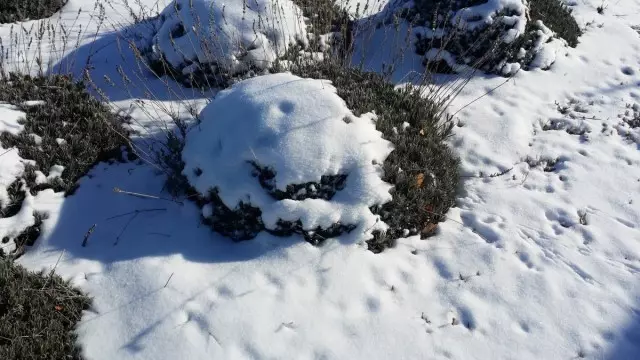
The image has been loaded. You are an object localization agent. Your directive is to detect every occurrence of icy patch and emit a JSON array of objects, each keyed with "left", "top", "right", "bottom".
[
  {"left": 183, "top": 73, "right": 393, "bottom": 237},
  {"left": 151, "top": 0, "right": 308, "bottom": 77}
]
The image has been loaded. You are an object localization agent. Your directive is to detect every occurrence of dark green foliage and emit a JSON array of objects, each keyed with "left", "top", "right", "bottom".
[
  {"left": 0, "top": 257, "right": 91, "bottom": 360},
  {"left": 249, "top": 161, "right": 348, "bottom": 201},
  {"left": 204, "top": 189, "right": 265, "bottom": 241},
  {"left": 289, "top": 61, "right": 459, "bottom": 252},
  {"left": 267, "top": 220, "right": 357, "bottom": 246},
  {"left": 411, "top": 0, "right": 582, "bottom": 74},
  {"left": 0, "top": 74, "right": 131, "bottom": 196},
  {"left": 0, "top": 0, "right": 67, "bottom": 23},
  {"left": 290, "top": 0, "right": 351, "bottom": 35},
  {"left": 13, "top": 212, "right": 48, "bottom": 253},
  {"left": 177, "top": 61, "right": 459, "bottom": 252},
  {"left": 0, "top": 180, "right": 25, "bottom": 219},
  {"left": 529, "top": 0, "right": 581, "bottom": 47}
]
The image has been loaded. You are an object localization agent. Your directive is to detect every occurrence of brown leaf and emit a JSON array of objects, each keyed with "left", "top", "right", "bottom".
[
  {"left": 54, "top": 305, "right": 63, "bottom": 311},
  {"left": 415, "top": 173, "right": 425, "bottom": 188},
  {"left": 421, "top": 223, "right": 438, "bottom": 236}
]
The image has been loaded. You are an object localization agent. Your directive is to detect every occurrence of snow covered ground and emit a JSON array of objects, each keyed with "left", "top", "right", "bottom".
[{"left": 2, "top": 0, "right": 640, "bottom": 359}]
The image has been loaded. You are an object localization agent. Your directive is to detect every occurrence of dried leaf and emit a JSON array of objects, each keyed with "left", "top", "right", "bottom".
[
  {"left": 54, "top": 305, "right": 63, "bottom": 311},
  {"left": 421, "top": 223, "right": 438, "bottom": 236},
  {"left": 419, "top": 129, "right": 425, "bottom": 136},
  {"left": 415, "top": 173, "right": 425, "bottom": 188}
]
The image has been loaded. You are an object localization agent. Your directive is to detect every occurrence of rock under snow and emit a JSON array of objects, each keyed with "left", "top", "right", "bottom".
[{"left": 182, "top": 73, "right": 394, "bottom": 241}]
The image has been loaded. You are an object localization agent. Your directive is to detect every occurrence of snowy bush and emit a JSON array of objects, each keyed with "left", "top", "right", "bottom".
[
  {"left": 148, "top": 0, "right": 308, "bottom": 87},
  {"left": 182, "top": 73, "right": 394, "bottom": 244},
  {"left": 0, "top": 0, "right": 67, "bottom": 23},
  {"left": 0, "top": 74, "right": 131, "bottom": 197},
  {"left": 407, "top": 0, "right": 581, "bottom": 75},
  {"left": 0, "top": 257, "right": 91, "bottom": 359},
  {"left": 290, "top": 61, "right": 459, "bottom": 252}
]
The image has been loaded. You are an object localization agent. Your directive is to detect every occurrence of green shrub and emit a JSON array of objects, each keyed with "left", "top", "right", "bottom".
[
  {"left": 289, "top": 61, "right": 459, "bottom": 252},
  {"left": 0, "top": 0, "right": 67, "bottom": 23},
  {"left": 411, "top": 0, "right": 582, "bottom": 74},
  {"left": 0, "top": 74, "right": 131, "bottom": 197},
  {"left": 0, "top": 257, "right": 91, "bottom": 360}
]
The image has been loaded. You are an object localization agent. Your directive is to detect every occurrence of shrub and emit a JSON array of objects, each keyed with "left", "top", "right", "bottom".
[
  {"left": 182, "top": 72, "right": 395, "bottom": 246},
  {"left": 0, "top": 257, "right": 91, "bottom": 360},
  {"left": 174, "top": 61, "right": 459, "bottom": 252},
  {"left": 145, "top": 0, "right": 308, "bottom": 88},
  {"left": 0, "top": 74, "right": 131, "bottom": 197},
  {"left": 0, "top": 0, "right": 67, "bottom": 24},
  {"left": 410, "top": 0, "right": 582, "bottom": 75},
  {"left": 289, "top": 61, "right": 459, "bottom": 252}
]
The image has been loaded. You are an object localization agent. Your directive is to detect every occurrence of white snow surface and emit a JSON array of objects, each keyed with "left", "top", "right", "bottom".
[
  {"left": 0, "top": 0, "right": 639, "bottom": 359},
  {"left": 151, "top": 0, "right": 307, "bottom": 76},
  {"left": 0, "top": 103, "right": 40, "bottom": 254},
  {"left": 0, "top": 104, "right": 26, "bottom": 210},
  {"left": 182, "top": 73, "right": 393, "bottom": 233}
]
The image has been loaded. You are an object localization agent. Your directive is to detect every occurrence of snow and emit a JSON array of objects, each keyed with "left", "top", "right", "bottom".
[
  {"left": 151, "top": 0, "right": 308, "bottom": 77},
  {"left": 182, "top": 73, "right": 393, "bottom": 234},
  {"left": 0, "top": 104, "right": 38, "bottom": 254},
  {"left": 0, "top": 103, "right": 26, "bottom": 135},
  {"left": 0, "top": 104, "right": 26, "bottom": 211},
  {"left": 34, "top": 165, "right": 65, "bottom": 185},
  {"left": 1, "top": 0, "right": 640, "bottom": 359}
]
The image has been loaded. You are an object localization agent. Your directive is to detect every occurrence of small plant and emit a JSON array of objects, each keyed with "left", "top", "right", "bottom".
[
  {"left": 0, "top": 73, "right": 132, "bottom": 196},
  {"left": 597, "top": 2, "right": 607, "bottom": 15},
  {"left": 144, "top": 0, "right": 309, "bottom": 88},
  {"left": 0, "top": 0, "right": 67, "bottom": 23},
  {"left": 0, "top": 257, "right": 91, "bottom": 359},
  {"left": 409, "top": 0, "right": 582, "bottom": 75},
  {"left": 290, "top": 61, "right": 459, "bottom": 252}
]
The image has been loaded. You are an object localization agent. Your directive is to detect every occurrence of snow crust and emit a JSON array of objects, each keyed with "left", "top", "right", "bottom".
[
  {"left": 151, "top": 0, "right": 308, "bottom": 76},
  {"left": 182, "top": 73, "right": 393, "bottom": 233}
]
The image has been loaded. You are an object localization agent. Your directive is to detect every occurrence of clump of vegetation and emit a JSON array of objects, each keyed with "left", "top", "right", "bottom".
[
  {"left": 0, "top": 257, "right": 91, "bottom": 360},
  {"left": 0, "top": 0, "right": 67, "bottom": 23},
  {"left": 290, "top": 61, "right": 459, "bottom": 252},
  {"left": 0, "top": 74, "right": 132, "bottom": 196},
  {"left": 529, "top": 0, "right": 581, "bottom": 47},
  {"left": 410, "top": 0, "right": 582, "bottom": 74}
]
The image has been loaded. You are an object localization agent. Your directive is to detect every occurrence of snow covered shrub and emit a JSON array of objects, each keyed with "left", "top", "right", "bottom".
[
  {"left": 0, "top": 0, "right": 67, "bottom": 23},
  {"left": 182, "top": 72, "right": 395, "bottom": 245},
  {"left": 147, "top": 0, "right": 308, "bottom": 88},
  {"left": 0, "top": 74, "right": 131, "bottom": 196},
  {"left": 0, "top": 257, "right": 91, "bottom": 359},
  {"left": 290, "top": 61, "right": 459, "bottom": 252},
  {"left": 409, "top": 0, "right": 581, "bottom": 75}
]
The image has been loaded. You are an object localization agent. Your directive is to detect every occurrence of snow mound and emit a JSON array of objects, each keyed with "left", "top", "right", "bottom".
[
  {"left": 150, "top": 0, "right": 308, "bottom": 81},
  {"left": 182, "top": 73, "right": 394, "bottom": 242}
]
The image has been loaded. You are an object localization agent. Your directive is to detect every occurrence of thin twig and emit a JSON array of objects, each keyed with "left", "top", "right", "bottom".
[
  {"left": 105, "top": 208, "right": 166, "bottom": 221},
  {"left": 114, "top": 212, "right": 139, "bottom": 246},
  {"left": 82, "top": 224, "right": 97, "bottom": 247},
  {"left": 42, "top": 250, "right": 65, "bottom": 290},
  {"left": 164, "top": 272, "right": 174, "bottom": 288},
  {"left": 113, "top": 187, "right": 183, "bottom": 205}
]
